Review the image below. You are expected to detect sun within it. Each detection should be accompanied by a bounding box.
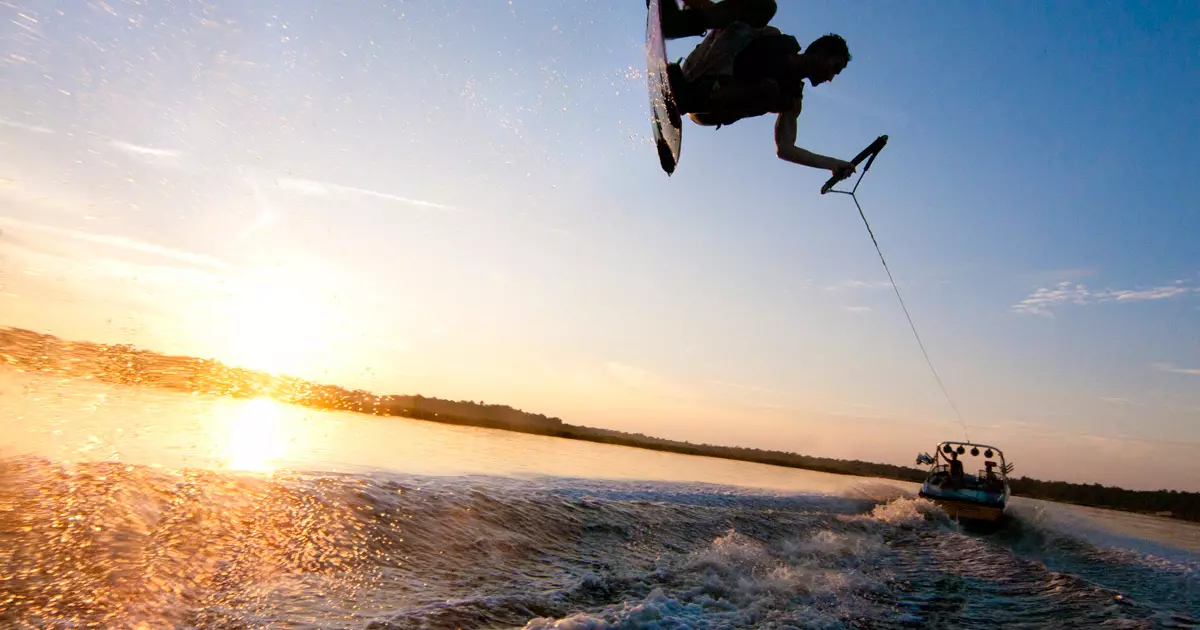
[222,396,288,473]
[220,261,342,377]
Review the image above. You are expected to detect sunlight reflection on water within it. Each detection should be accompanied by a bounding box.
[2,369,871,496]
[220,397,289,473]
[4,369,1199,561]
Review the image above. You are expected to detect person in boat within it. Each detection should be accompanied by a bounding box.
[659,0,779,40]
[983,461,1003,489]
[949,453,965,479]
[663,14,858,177]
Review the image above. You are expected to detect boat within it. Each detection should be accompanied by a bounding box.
[915,441,1013,523]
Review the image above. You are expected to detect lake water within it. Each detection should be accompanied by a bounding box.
[2,370,1197,629]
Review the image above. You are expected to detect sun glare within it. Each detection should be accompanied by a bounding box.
[221,263,342,377]
[222,397,289,473]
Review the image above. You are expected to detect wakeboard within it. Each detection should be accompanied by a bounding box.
[646,0,683,175]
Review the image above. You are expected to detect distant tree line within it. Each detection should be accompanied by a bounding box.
[1009,477,1199,521]
[2,326,1196,522]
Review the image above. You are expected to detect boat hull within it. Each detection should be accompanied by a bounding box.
[921,494,1007,523]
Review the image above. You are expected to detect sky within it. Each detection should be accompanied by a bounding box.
[1,1,1198,491]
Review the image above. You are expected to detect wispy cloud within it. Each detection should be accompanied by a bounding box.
[276,177,329,196]
[1106,286,1191,301]
[605,361,650,386]
[596,361,698,402]
[1012,280,1197,316]
[241,178,279,239]
[0,216,241,322]
[541,226,574,237]
[276,176,454,210]
[712,380,777,394]
[1152,363,1200,376]
[108,140,181,161]
[825,279,892,292]
[1099,396,1144,406]
[0,118,53,134]
[1010,282,1092,316]
[0,216,235,271]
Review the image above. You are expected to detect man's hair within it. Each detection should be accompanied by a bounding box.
[806,33,851,63]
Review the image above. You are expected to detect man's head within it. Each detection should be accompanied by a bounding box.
[803,33,851,86]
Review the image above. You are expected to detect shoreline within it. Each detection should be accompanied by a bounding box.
[2,326,1197,523]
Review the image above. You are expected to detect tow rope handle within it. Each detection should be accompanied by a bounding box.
[820,134,888,195]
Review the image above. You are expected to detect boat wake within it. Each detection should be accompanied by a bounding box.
[0,455,1194,629]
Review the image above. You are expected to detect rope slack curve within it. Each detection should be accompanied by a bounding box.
[820,135,971,442]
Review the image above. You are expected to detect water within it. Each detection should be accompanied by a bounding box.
[2,372,1197,629]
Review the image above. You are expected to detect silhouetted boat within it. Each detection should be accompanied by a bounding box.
[915,441,1012,523]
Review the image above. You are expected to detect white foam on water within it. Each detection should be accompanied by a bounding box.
[522,505,917,629]
[862,496,944,526]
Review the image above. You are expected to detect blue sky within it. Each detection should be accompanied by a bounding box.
[1,1,1197,490]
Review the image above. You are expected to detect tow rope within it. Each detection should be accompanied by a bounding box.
[822,135,971,442]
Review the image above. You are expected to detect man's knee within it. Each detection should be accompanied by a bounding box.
[688,112,722,127]
[688,111,743,127]
[740,0,777,28]
[706,0,777,31]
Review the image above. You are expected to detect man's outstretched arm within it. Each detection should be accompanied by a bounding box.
[774,108,854,174]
